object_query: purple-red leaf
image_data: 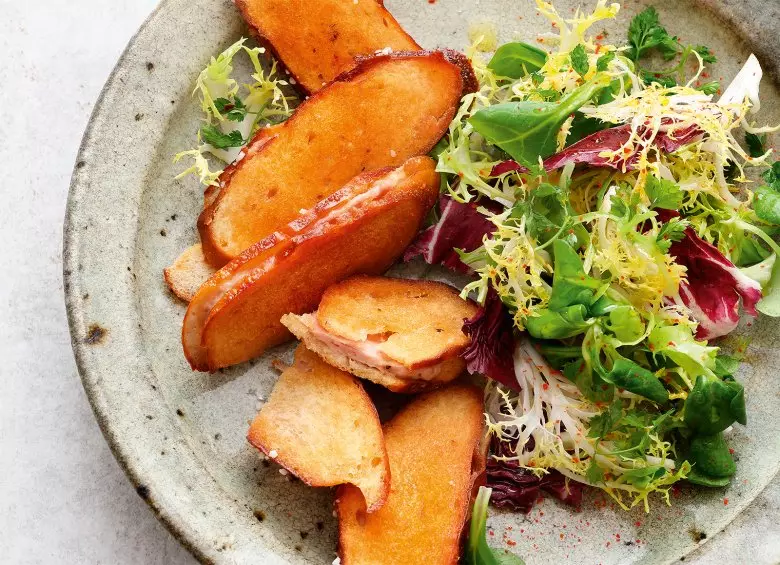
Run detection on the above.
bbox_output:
[461,289,518,389]
[657,210,762,340]
[487,437,584,512]
[490,122,703,176]
[403,194,497,274]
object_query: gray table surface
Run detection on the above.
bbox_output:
[2,1,779,563]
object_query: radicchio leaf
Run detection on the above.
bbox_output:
[404,194,497,273]
[462,289,518,390]
[490,121,702,176]
[487,437,584,512]
[657,209,762,340]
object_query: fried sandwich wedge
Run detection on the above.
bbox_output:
[281,277,478,393]
[183,156,439,371]
[198,51,468,266]
[235,0,420,93]
[247,346,389,511]
[336,384,486,565]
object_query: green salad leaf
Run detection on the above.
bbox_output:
[548,239,603,310]
[488,42,548,79]
[688,433,737,478]
[684,374,746,434]
[466,487,525,565]
[626,6,678,62]
[570,44,590,78]
[469,75,611,166]
[745,132,767,158]
[526,304,593,339]
[199,124,246,149]
[604,358,669,404]
[645,176,684,210]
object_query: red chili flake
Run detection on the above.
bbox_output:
[636,539,641,544]
[615,533,621,541]
[520,528,525,533]
[606,541,611,548]
[724,498,729,505]
[543,383,550,391]
[702,72,710,78]
[489,530,495,537]
[729,448,735,454]
[635,521,642,527]
[507,539,517,547]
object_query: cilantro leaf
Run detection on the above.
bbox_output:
[627,6,679,62]
[656,217,688,253]
[645,175,684,210]
[596,51,615,72]
[570,44,590,78]
[200,124,246,149]
[746,132,767,158]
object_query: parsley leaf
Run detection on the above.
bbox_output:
[627,6,679,62]
[764,161,780,187]
[200,124,246,149]
[596,51,616,72]
[214,96,248,122]
[645,175,684,210]
[693,45,717,64]
[697,81,720,96]
[586,459,605,484]
[570,44,590,78]
[640,71,677,88]
[656,217,689,253]
[746,132,767,158]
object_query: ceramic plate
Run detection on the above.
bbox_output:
[64,0,780,563]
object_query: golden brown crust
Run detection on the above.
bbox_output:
[198,52,462,266]
[336,384,486,565]
[163,244,217,303]
[247,346,390,512]
[234,0,420,93]
[183,157,439,371]
[280,313,463,393]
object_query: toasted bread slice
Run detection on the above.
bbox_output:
[163,244,217,302]
[280,277,478,393]
[198,52,464,266]
[235,0,419,93]
[247,346,389,511]
[183,157,439,371]
[336,384,486,565]
[281,313,462,393]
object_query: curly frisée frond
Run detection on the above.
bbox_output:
[486,338,690,511]
[175,38,296,186]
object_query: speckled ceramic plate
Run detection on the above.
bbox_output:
[64,0,780,563]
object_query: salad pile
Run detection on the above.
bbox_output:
[410,0,780,511]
